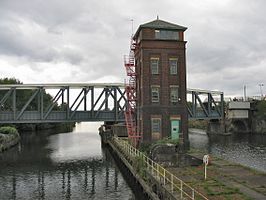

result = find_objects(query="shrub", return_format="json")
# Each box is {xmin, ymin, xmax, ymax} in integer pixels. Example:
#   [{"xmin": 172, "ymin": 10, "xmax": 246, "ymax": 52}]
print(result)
[
  {"xmin": 0, "ymin": 126, "xmax": 19, "ymax": 136},
  {"xmin": 0, "ymin": 134, "xmax": 4, "ymax": 143},
  {"xmin": 140, "ymin": 137, "xmax": 179, "ymax": 155},
  {"xmin": 256, "ymin": 100, "xmax": 266, "ymax": 119}
]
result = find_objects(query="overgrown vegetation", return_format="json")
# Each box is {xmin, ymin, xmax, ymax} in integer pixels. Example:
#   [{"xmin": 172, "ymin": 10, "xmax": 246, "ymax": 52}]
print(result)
[
  {"xmin": 255, "ymin": 100, "xmax": 266, "ymax": 119},
  {"xmin": 0, "ymin": 126, "xmax": 19, "ymax": 136},
  {"xmin": 133, "ymin": 155, "xmax": 147, "ymax": 180},
  {"xmin": 0, "ymin": 77, "xmax": 75, "ymax": 131},
  {"xmin": 140, "ymin": 137, "xmax": 179, "ymax": 154},
  {"xmin": 0, "ymin": 126, "xmax": 20, "ymax": 152},
  {"xmin": 188, "ymin": 120, "xmax": 208, "ymax": 130},
  {"xmin": 170, "ymin": 165, "xmax": 254, "ymax": 200},
  {"xmin": 0, "ymin": 77, "xmax": 60, "ymax": 111}
]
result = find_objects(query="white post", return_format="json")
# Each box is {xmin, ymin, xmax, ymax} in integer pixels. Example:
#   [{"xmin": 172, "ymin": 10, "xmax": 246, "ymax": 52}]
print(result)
[{"xmin": 203, "ymin": 154, "xmax": 209, "ymax": 181}]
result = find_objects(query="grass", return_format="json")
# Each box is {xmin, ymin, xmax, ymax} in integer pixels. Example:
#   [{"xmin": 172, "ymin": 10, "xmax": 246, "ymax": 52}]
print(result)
[
  {"xmin": 136, "ymin": 139, "xmax": 264, "ymax": 199},
  {"xmin": 168, "ymin": 165, "xmax": 254, "ymax": 200}
]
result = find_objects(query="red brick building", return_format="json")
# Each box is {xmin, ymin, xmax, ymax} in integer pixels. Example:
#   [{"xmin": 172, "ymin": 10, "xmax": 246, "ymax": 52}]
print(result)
[{"xmin": 133, "ymin": 18, "xmax": 188, "ymax": 147}]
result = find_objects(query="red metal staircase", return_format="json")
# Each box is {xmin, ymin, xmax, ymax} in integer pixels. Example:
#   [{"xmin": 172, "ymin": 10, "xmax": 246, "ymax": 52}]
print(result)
[{"xmin": 124, "ymin": 39, "xmax": 141, "ymax": 147}]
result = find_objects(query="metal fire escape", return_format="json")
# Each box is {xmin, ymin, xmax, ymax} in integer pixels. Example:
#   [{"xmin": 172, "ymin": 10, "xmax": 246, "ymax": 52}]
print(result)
[{"xmin": 124, "ymin": 39, "xmax": 141, "ymax": 147}]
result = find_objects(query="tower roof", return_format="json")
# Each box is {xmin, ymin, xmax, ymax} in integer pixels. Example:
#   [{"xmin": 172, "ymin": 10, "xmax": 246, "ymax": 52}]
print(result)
[{"xmin": 133, "ymin": 18, "xmax": 187, "ymax": 39}]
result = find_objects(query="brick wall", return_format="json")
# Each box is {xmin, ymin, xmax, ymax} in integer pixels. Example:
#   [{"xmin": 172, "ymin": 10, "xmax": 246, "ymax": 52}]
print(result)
[{"xmin": 135, "ymin": 27, "xmax": 188, "ymax": 144}]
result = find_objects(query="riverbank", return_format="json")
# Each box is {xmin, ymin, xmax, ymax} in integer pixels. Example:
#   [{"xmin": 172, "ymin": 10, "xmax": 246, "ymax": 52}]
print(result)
[
  {"xmin": 15, "ymin": 122, "xmax": 75, "ymax": 132},
  {"xmin": 109, "ymin": 136, "xmax": 266, "ymax": 199},
  {"xmin": 0, "ymin": 127, "xmax": 20, "ymax": 152},
  {"xmin": 103, "ymin": 124, "xmax": 266, "ymax": 199}
]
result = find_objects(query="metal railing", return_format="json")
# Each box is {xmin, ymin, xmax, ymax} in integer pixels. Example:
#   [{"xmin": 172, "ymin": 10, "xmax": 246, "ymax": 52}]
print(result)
[{"xmin": 112, "ymin": 137, "xmax": 208, "ymax": 200}]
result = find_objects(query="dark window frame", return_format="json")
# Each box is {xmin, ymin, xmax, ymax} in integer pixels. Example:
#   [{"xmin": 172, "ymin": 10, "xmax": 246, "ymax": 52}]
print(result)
[
  {"xmin": 151, "ymin": 86, "xmax": 160, "ymax": 103},
  {"xmin": 151, "ymin": 118, "xmax": 161, "ymax": 134},
  {"xmin": 170, "ymin": 86, "xmax": 179, "ymax": 103},
  {"xmin": 169, "ymin": 58, "xmax": 178, "ymax": 75},
  {"xmin": 150, "ymin": 57, "xmax": 159, "ymax": 75},
  {"xmin": 155, "ymin": 29, "xmax": 179, "ymax": 40}
]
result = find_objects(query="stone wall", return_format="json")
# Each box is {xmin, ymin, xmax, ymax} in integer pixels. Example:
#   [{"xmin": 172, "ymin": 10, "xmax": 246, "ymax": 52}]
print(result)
[
  {"xmin": 252, "ymin": 118, "xmax": 266, "ymax": 134},
  {"xmin": 207, "ymin": 120, "xmax": 226, "ymax": 135}
]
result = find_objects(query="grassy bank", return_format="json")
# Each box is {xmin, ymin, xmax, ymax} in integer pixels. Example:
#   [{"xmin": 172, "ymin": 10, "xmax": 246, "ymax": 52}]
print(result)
[
  {"xmin": 167, "ymin": 150, "xmax": 266, "ymax": 199},
  {"xmin": 0, "ymin": 126, "xmax": 20, "ymax": 152}
]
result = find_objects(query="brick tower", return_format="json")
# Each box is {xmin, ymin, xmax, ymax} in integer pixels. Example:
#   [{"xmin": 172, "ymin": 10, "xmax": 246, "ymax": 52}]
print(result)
[{"xmin": 133, "ymin": 18, "xmax": 188, "ymax": 148}]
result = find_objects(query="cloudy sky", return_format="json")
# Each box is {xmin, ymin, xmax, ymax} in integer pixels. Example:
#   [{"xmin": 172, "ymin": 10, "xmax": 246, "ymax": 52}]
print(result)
[{"xmin": 0, "ymin": 0, "xmax": 265, "ymax": 98}]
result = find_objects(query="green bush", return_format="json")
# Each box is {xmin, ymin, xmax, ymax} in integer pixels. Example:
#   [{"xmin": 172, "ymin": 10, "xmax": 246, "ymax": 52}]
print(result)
[
  {"xmin": 256, "ymin": 100, "xmax": 266, "ymax": 119},
  {"xmin": 0, "ymin": 134, "xmax": 4, "ymax": 143},
  {"xmin": 0, "ymin": 126, "xmax": 19, "ymax": 135},
  {"xmin": 133, "ymin": 155, "xmax": 147, "ymax": 180}
]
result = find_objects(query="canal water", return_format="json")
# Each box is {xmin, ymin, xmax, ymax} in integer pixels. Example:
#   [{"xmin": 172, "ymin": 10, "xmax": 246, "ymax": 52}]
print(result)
[
  {"xmin": 189, "ymin": 129, "xmax": 266, "ymax": 173},
  {"xmin": 0, "ymin": 123, "xmax": 136, "ymax": 200}
]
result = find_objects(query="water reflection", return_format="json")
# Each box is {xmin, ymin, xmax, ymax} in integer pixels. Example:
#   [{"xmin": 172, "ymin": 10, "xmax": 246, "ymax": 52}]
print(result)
[
  {"xmin": 189, "ymin": 129, "xmax": 266, "ymax": 173},
  {"xmin": 0, "ymin": 123, "xmax": 135, "ymax": 200}
]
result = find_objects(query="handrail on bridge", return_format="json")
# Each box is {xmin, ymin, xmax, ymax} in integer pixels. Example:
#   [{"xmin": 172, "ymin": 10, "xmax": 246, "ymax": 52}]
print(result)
[
  {"xmin": 112, "ymin": 137, "xmax": 208, "ymax": 200},
  {"xmin": 0, "ymin": 83, "xmax": 125, "ymax": 90},
  {"xmin": 0, "ymin": 84, "xmax": 222, "ymax": 95},
  {"xmin": 187, "ymin": 88, "xmax": 223, "ymax": 95}
]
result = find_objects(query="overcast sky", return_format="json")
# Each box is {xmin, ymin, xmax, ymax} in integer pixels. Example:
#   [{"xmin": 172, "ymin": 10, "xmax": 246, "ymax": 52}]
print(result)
[{"xmin": 0, "ymin": 0, "xmax": 265, "ymax": 98}]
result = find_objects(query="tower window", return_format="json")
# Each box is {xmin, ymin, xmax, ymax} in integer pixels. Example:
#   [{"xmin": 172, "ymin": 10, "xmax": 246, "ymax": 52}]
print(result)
[
  {"xmin": 155, "ymin": 30, "xmax": 179, "ymax": 40},
  {"xmin": 169, "ymin": 58, "xmax": 178, "ymax": 75},
  {"xmin": 170, "ymin": 86, "xmax": 179, "ymax": 103},
  {"xmin": 151, "ymin": 118, "xmax": 161, "ymax": 134},
  {"xmin": 151, "ymin": 117, "xmax": 161, "ymax": 140},
  {"xmin": 150, "ymin": 58, "xmax": 159, "ymax": 74},
  {"xmin": 151, "ymin": 86, "xmax": 160, "ymax": 103}
]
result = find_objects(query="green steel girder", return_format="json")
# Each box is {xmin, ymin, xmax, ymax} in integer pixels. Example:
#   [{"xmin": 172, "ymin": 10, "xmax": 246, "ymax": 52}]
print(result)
[
  {"xmin": 0, "ymin": 84, "xmax": 127, "ymax": 123},
  {"xmin": 186, "ymin": 89, "xmax": 224, "ymax": 120},
  {"xmin": 0, "ymin": 84, "xmax": 224, "ymax": 123}
]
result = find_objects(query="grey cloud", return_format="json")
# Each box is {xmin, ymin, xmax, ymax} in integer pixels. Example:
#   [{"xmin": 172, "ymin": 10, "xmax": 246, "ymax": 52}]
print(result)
[{"xmin": 0, "ymin": 0, "xmax": 265, "ymax": 97}]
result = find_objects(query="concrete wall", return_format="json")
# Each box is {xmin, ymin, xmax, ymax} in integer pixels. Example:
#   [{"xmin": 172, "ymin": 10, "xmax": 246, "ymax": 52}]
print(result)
[
  {"xmin": 112, "ymin": 124, "xmax": 127, "ymax": 137},
  {"xmin": 228, "ymin": 102, "xmax": 250, "ymax": 109},
  {"xmin": 227, "ymin": 110, "xmax": 249, "ymax": 119}
]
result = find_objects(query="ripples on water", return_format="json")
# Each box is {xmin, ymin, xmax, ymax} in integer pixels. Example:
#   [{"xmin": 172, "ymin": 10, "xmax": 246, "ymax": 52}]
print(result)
[
  {"xmin": 0, "ymin": 123, "xmax": 135, "ymax": 200},
  {"xmin": 189, "ymin": 129, "xmax": 266, "ymax": 173}
]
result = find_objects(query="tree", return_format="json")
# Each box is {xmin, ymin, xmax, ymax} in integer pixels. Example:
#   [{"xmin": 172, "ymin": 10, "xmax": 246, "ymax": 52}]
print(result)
[
  {"xmin": 0, "ymin": 77, "xmax": 58, "ymax": 111},
  {"xmin": 256, "ymin": 100, "xmax": 266, "ymax": 119},
  {"xmin": 0, "ymin": 77, "xmax": 22, "ymax": 84}
]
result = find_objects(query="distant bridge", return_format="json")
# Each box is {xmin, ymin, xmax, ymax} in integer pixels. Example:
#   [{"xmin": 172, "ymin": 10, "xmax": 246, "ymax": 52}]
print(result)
[{"xmin": 0, "ymin": 84, "xmax": 224, "ymax": 124}]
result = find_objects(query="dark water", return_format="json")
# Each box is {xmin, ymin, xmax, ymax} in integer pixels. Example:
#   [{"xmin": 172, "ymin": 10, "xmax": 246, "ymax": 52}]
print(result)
[
  {"xmin": 189, "ymin": 129, "xmax": 266, "ymax": 173},
  {"xmin": 0, "ymin": 123, "xmax": 135, "ymax": 200}
]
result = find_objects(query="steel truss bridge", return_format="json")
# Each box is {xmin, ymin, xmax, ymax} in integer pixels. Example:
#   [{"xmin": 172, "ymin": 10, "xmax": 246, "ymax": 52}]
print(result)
[{"xmin": 0, "ymin": 84, "xmax": 224, "ymax": 124}]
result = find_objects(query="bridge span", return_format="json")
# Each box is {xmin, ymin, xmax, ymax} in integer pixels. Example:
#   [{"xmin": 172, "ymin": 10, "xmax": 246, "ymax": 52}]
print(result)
[{"xmin": 0, "ymin": 83, "xmax": 224, "ymax": 124}]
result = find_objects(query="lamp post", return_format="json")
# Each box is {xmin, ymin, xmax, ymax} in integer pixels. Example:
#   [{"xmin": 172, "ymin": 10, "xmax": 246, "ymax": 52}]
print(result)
[{"xmin": 259, "ymin": 83, "xmax": 264, "ymax": 99}]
